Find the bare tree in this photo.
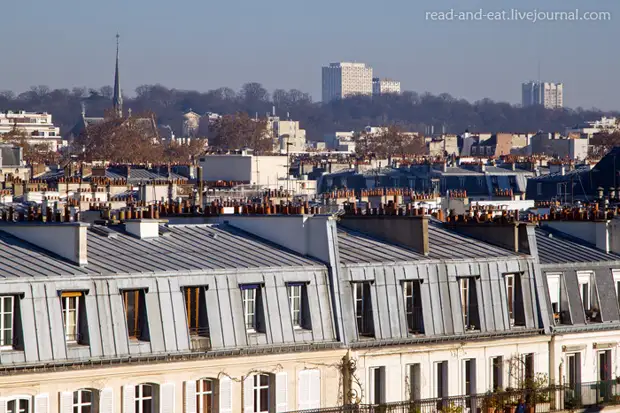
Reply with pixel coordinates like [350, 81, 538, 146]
[0, 129, 60, 164]
[590, 130, 620, 157]
[209, 113, 272, 154]
[73, 110, 163, 163]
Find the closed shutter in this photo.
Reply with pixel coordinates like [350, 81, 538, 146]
[275, 372, 288, 413]
[34, 394, 49, 413]
[123, 385, 136, 413]
[0, 399, 6, 413]
[184, 381, 197, 413]
[100, 388, 114, 413]
[297, 371, 310, 411]
[308, 370, 321, 409]
[161, 383, 176, 413]
[243, 376, 254, 413]
[219, 377, 233, 413]
[59, 392, 73, 413]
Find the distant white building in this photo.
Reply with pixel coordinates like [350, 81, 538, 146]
[566, 116, 618, 138]
[372, 78, 401, 95]
[522, 81, 564, 109]
[0, 111, 65, 151]
[182, 110, 201, 137]
[199, 150, 289, 188]
[266, 116, 307, 153]
[322, 62, 373, 102]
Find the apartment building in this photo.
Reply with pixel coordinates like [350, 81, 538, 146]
[372, 78, 401, 95]
[2, 205, 620, 412]
[521, 81, 564, 109]
[535, 219, 620, 394]
[334, 215, 549, 403]
[322, 62, 373, 102]
[0, 218, 343, 413]
[266, 117, 307, 153]
[0, 111, 64, 151]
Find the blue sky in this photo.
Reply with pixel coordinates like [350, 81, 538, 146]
[1, 0, 618, 109]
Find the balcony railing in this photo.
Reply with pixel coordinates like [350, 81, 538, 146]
[286, 383, 620, 413]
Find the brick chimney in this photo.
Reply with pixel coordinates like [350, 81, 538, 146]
[338, 215, 429, 255]
[446, 220, 532, 254]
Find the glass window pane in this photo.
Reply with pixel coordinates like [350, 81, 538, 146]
[260, 374, 269, 386]
[142, 384, 152, 397]
[4, 297, 12, 313]
[259, 387, 269, 412]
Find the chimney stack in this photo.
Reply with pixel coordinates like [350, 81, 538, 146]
[339, 215, 429, 256]
[0, 222, 88, 265]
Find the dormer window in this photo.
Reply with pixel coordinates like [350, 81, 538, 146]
[578, 271, 599, 321]
[504, 274, 525, 327]
[353, 282, 374, 337]
[459, 277, 480, 330]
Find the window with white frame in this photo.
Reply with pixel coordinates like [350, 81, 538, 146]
[403, 280, 424, 333]
[369, 366, 386, 404]
[288, 284, 303, 329]
[547, 274, 561, 315]
[578, 273, 590, 311]
[135, 383, 155, 413]
[241, 285, 261, 332]
[491, 356, 503, 391]
[253, 374, 270, 413]
[460, 278, 470, 326]
[61, 292, 82, 343]
[73, 389, 94, 413]
[435, 361, 448, 398]
[408, 364, 421, 401]
[459, 278, 479, 330]
[196, 378, 215, 413]
[505, 274, 515, 323]
[353, 282, 374, 337]
[0, 295, 15, 348]
[7, 398, 29, 413]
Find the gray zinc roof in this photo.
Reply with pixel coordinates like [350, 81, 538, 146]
[0, 232, 93, 278]
[85, 224, 323, 275]
[337, 221, 517, 265]
[0, 223, 323, 279]
[535, 227, 620, 265]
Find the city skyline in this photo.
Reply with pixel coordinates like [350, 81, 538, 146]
[0, 0, 618, 110]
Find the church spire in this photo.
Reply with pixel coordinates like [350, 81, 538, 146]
[112, 33, 123, 117]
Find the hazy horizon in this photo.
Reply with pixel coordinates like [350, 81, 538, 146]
[1, 0, 618, 110]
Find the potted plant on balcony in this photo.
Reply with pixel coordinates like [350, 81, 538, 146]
[440, 402, 464, 413]
[482, 392, 499, 413]
[524, 373, 550, 413]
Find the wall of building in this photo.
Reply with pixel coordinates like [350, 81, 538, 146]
[0, 350, 345, 413]
[550, 330, 620, 385]
[354, 337, 550, 403]
[201, 155, 290, 187]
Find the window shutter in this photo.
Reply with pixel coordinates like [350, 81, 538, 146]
[368, 369, 375, 404]
[243, 375, 254, 413]
[123, 385, 136, 413]
[0, 399, 6, 413]
[60, 392, 73, 413]
[184, 381, 197, 413]
[219, 377, 233, 413]
[308, 370, 321, 409]
[161, 383, 175, 413]
[276, 372, 288, 413]
[297, 371, 310, 411]
[100, 388, 114, 413]
[34, 394, 49, 413]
